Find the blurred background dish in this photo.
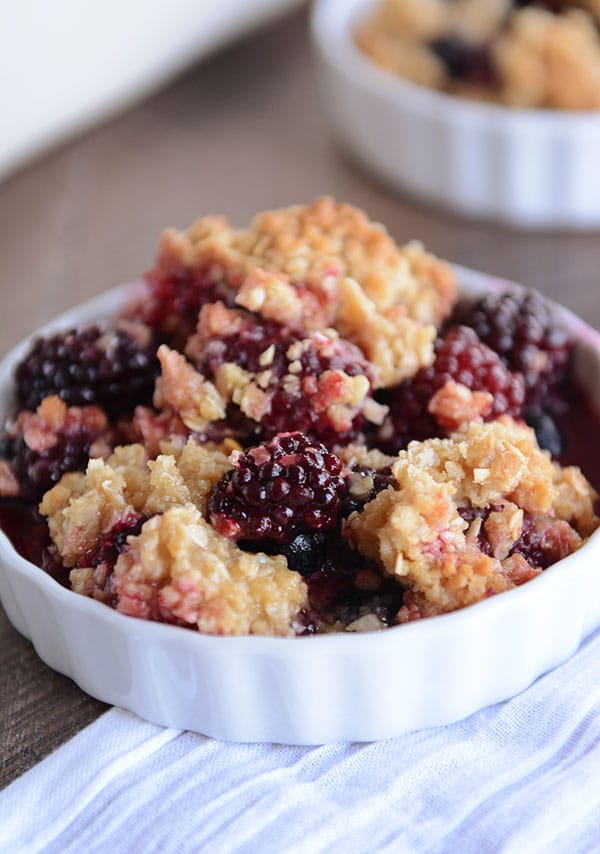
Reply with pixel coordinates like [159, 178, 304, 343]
[354, 0, 600, 111]
[312, 0, 600, 229]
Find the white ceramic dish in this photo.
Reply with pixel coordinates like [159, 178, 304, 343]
[1, 269, 600, 745]
[312, 0, 600, 230]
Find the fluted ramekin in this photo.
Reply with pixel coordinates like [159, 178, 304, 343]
[312, 0, 600, 230]
[1, 269, 600, 744]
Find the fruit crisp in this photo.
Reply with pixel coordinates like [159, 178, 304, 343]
[356, 0, 600, 110]
[0, 199, 598, 636]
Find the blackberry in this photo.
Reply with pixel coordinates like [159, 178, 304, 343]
[73, 513, 148, 601]
[430, 37, 495, 86]
[510, 516, 572, 570]
[238, 530, 334, 577]
[140, 267, 234, 343]
[277, 531, 331, 577]
[376, 326, 525, 454]
[451, 289, 572, 413]
[525, 412, 564, 458]
[0, 400, 113, 505]
[16, 324, 158, 419]
[197, 311, 296, 379]
[196, 310, 373, 444]
[208, 432, 346, 544]
[459, 504, 570, 570]
[79, 513, 148, 571]
[10, 435, 89, 503]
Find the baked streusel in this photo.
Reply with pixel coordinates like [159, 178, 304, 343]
[0, 199, 598, 636]
[356, 0, 600, 110]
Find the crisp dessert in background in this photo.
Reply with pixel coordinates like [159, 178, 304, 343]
[356, 0, 600, 109]
[0, 199, 597, 636]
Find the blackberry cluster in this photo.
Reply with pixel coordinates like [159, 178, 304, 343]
[16, 324, 158, 419]
[197, 312, 296, 379]
[208, 432, 346, 544]
[451, 288, 572, 414]
[196, 310, 372, 444]
[0, 418, 108, 504]
[377, 326, 525, 454]
[141, 267, 234, 344]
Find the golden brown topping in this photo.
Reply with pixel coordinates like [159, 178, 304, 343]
[154, 198, 456, 329]
[113, 504, 307, 636]
[393, 419, 556, 514]
[553, 463, 599, 537]
[428, 380, 494, 432]
[40, 439, 231, 566]
[345, 419, 596, 617]
[235, 268, 334, 330]
[336, 277, 436, 387]
[483, 502, 523, 561]
[337, 443, 396, 470]
[346, 474, 511, 612]
[154, 345, 226, 431]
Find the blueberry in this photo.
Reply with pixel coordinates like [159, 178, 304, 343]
[280, 532, 331, 576]
[525, 413, 564, 458]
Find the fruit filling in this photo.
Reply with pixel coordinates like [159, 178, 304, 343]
[0, 198, 598, 636]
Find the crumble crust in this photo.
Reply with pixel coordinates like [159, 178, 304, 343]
[152, 198, 456, 329]
[113, 504, 307, 636]
[335, 276, 436, 387]
[337, 443, 396, 470]
[346, 473, 512, 613]
[154, 345, 226, 432]
[427, 379, 493, 432]
[392, 419, 557, 514]
[40, 438, 231, 567]
[346, 419, 595, 616]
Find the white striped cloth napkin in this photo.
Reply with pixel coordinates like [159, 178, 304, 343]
[2, 625, 600, 854]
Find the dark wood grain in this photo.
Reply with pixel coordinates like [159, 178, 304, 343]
[1, 7, 599, 788]
[0, 609, 107, 788]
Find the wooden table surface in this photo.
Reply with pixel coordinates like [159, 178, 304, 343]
[1, 8, 599, 789]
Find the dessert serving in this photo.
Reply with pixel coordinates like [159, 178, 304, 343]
[0, 199, 598, 642]
[356, 0, 600, 110]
